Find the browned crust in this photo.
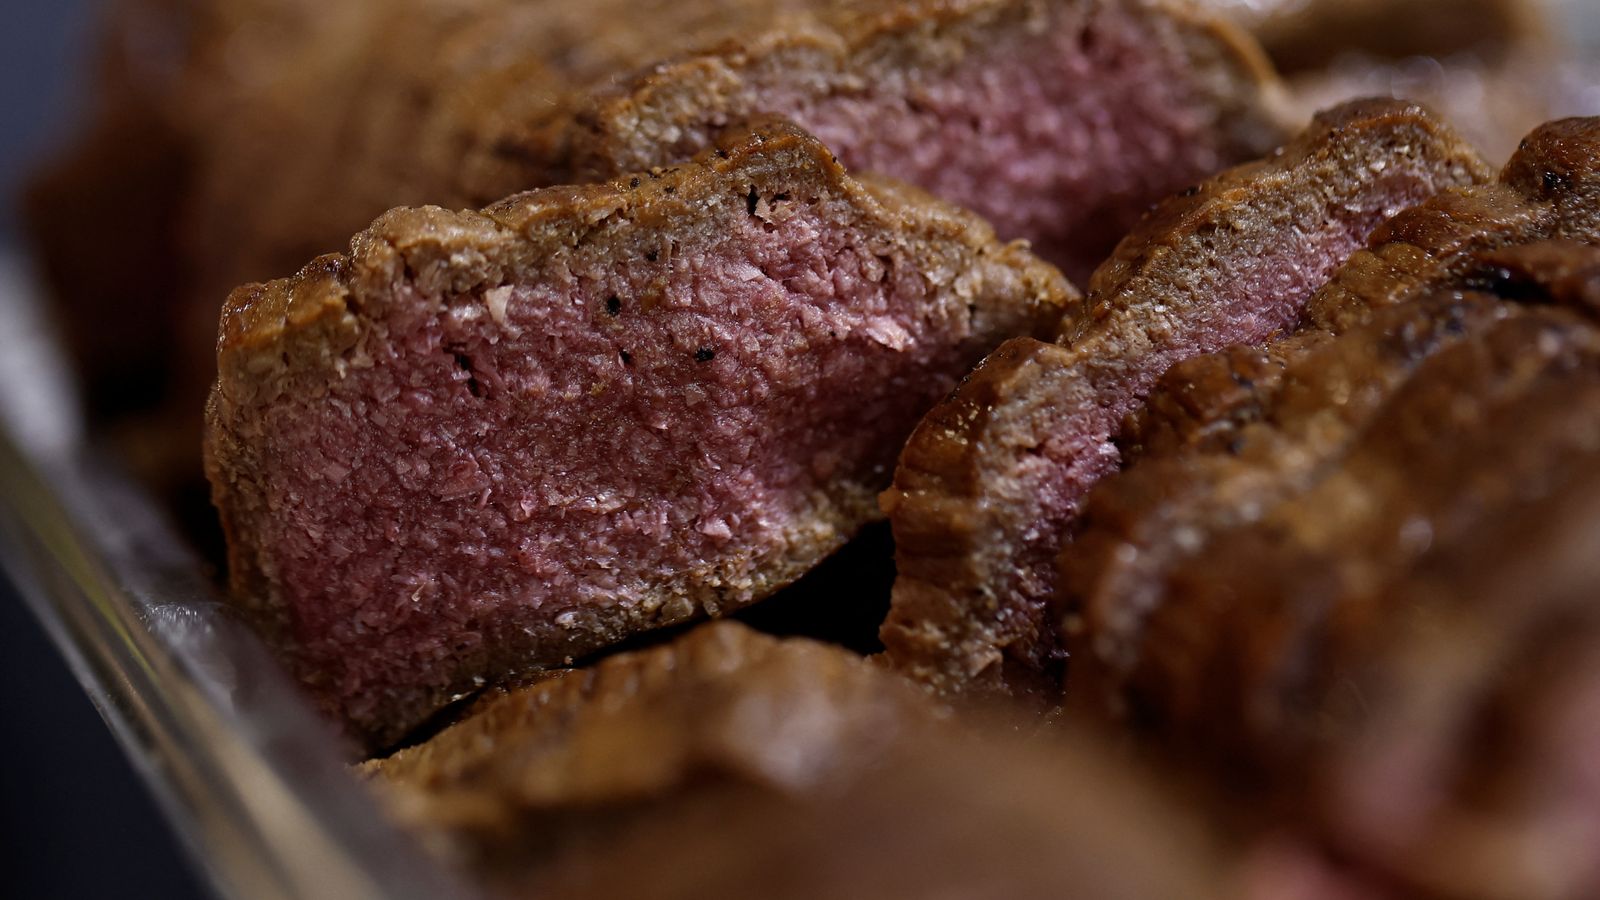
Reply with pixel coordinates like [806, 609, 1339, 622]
[1062, 121, 1600, 727]
[212, 121, 1067, 399]
[878, 336, 1079, 698]
[362, 623, 1231, 900]
[1062, 291, 1515, 720]
[1071, 98, 1492, 341]
[1307, 116, 1600, 332]
[1475, 238, 1600, 312]
[879, 100, 1489, 701]
[358, 621, 943, 890]
[205, 121, 1073, 746]
[138, 0, 1288, 311]
[1115, 340, 1305, 461]
[362, 622, 939, 824]
[1080, 306, 1600, 899]
[570, 0, 1288, 180]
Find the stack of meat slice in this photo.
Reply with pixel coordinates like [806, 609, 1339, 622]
[1069, 116, 1600, 705]
[1061, 117, 1600, 899]
[880, 98, 1490, 701]
[31, 0, 1290, 455]
[205, 122, 1072, 749]
[1206, 0, 1548, 74]
[364, 622, 1249, 900]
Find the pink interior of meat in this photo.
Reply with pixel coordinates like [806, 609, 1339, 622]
[996, 167, 1454, 626]
[779, 5, 1250, 282]
[253, 200, 984, 721]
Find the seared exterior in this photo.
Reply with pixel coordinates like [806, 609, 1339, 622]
[879, 100, 1488, 701]
[206, 122, 1071, 749]
[32, 0, 1286, 500]
[1308, 116, 1600, 333]
[364, 621, 1236, 900]
[1066, 241, 1600, 898]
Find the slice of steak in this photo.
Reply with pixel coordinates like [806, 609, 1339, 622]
[1307, 116, 1600, 333]
[1115, 332, 1321, 461]
[1473, 236, 1600, 313]
[205, 123, 1073, 749]
[1305, 468, 1600, 900]
[1074, 305, 1600, 899]
[1063, 291, 1514, 714]
[1072, 234, 1600, 716]
[563, 0, 1289, 283]
[363, 621, 940, 839]
[367, 620, 1237, 900]
[1091, 307, 1600, 770]
[521, 746, 1235, 900]
[183, 0, 1286, 368]
[878, 100, 1488, 701]
[33, 0, 1290, 537]
[1125, 119, 1600, 469]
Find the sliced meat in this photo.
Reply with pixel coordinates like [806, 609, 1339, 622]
[878, 99, 1488, 701]
[204, 123, 1072, 749]
[521, 737, 1239, 900]
[1132, 314, 1600, 753]
[365, 621, 1237, 900]
[560, 0, 1289, 282]
[180, 0, 1289, 290]
[1064, 291, 1514, 715]
[1124, 118, 1600, 467]
[363, 621, 939, 838]
[1307, 115, 1600, 333]
[1473, 237, 1600, 311]
[33, 0, 1287, 449]
[1307, 469, 1600, 900]
[1073, 230, 1600, 731]
[1068, 296, 1600, 899]
[1115, 338, 1310, 461]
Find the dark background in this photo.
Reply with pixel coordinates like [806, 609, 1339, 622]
[1, 4, 209, 898]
